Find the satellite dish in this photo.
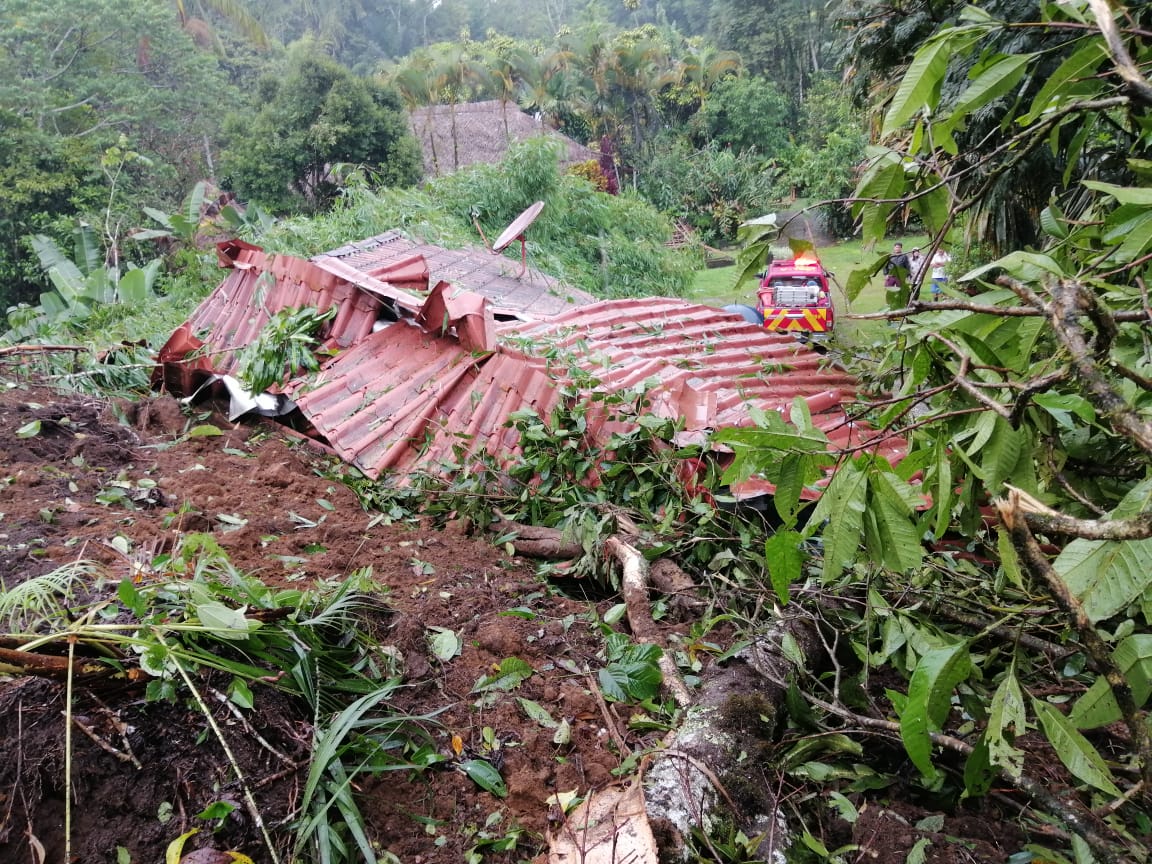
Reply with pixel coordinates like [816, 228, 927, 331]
[474, 200, 542, 279]
[493, 201, 545, 252]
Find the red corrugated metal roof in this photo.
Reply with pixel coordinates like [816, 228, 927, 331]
[314, 230, 596, 321]
[284, 294, 906, 487]
[154, 242, 393, 394]
[157, 238, 907, 500]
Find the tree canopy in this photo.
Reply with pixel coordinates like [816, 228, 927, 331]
[0, 0, 230, 305]
[221, 43, 422, 212]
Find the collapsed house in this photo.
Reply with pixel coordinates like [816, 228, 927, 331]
[154, 234, 906, 497]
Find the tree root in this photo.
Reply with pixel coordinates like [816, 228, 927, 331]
[493, 518, 583, 559]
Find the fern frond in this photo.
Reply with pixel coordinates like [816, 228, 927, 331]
[0, 561, 106, 632]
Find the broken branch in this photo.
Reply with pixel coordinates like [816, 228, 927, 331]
[998, 488, 1152, 796]
[0, 344, 88, 357]
[604, 536, 692, 708]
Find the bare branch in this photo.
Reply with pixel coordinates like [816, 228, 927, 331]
[935, 343, 1012, 420]
[1009, 370, 1070, 428]
[0, 345, 88, 357]
[1087, 0, 1152, 106]
[847, 300, 1150, 323]
[1044, 280, 1152, 455]
[1005, 486, 1152, 540]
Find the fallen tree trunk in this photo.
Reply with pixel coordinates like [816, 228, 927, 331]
[552, 539, 824, 861]
[643, 615, 821, 861]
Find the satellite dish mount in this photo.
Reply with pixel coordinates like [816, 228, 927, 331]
[473, 201, 545, 279]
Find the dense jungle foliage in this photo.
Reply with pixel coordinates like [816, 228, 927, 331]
[3, 0, 1152, 862]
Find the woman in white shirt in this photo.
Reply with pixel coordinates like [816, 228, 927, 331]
[930, 248, 952, 297]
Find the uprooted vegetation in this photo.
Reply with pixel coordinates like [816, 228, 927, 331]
[2, 331, 1151, 864]
[4, 6, 1152, 862]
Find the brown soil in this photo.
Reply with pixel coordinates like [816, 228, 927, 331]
[0, 377, 1053, 863]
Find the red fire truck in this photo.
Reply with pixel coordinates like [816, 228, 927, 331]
[756, 251, 834, 334]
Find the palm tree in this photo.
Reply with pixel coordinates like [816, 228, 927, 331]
[665, 44, 742, 118]
[482, 47, 534, 139]
[384, 54, 440, 171]
[172, 0, 268, 51]
[430, 45, 487, 171]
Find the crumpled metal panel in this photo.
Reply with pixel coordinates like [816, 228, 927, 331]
[287, 294, 906, 488]
[158, 238, 906, 498]
[314, 231, 596, 321]
[288, 323, 559, 480]
[503, 299, 909, 474]
[158, 242, 389, 385]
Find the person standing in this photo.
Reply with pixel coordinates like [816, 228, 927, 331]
[884, 242, 910, 288]
[930, 248, 952, 297]
[908, 247, 925, 282]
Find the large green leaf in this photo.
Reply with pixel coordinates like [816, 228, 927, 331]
[460, 758, 508, 798]
[184, 180, 209, 226]
[980, 417, 1024, 493]
[1033, 699, 1121, 796]
[947, 53, 1033, 131]
[810, 459, 868, 580]
[1082, 181, 1152, 206]
[931, 437, 953, 539]
[1113, 211, 1152, 263]
[910, 183, 951, 235]
[1020, 40, 1107, 125]
[882, 37, 955, 138]
[712, 426, 829, 453]
[868, 495, 924, 573]
[870, 467, 925, 512]
[117, 268, 148, 305]
[765, 529, 803, 604]
[141, 206, 175, 232]
[846, 254, 888, 303]
[1069, 635, 1152, 729]
[772, 456, 808, 527]
[1040, 203, 1070, 240]
[854, 153, 906, 245]
[984, 670, 1026, 779]
[31, 235, 85, 301]
[899, 643, 971, 781]
[960, 251, 1065, 284]
[73, 223, 102, 276]
[1056, 537, 1152, 623]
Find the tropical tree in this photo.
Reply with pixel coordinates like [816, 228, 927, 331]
[0, 0, 232, 306]
[688, 74, 794, 156]
[717, 3, 1152, 859]
[708, 0, 834, 98]
[430, 42, 490, 167]
[657, 42, 742, 126]
[835, 0, 1147, 252]
[221, 42, 422, 212]
[172, 0, 269, 51]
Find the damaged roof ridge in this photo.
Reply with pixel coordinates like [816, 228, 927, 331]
[312, 253, 426, 313]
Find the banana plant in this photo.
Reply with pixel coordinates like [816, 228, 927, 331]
[29, 223, 160, 322]
[131, 180, 210, 243]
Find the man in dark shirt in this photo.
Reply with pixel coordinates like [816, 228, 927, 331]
[884, 242, 910, 287]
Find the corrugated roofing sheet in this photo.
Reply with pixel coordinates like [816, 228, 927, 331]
[154, 241, 393, 394]
[157, 237, 907, 500]
[314, 230, 596, 321]
[287, 295, 906, 488]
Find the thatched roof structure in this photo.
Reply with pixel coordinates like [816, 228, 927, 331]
[409, 100, 596, 178]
